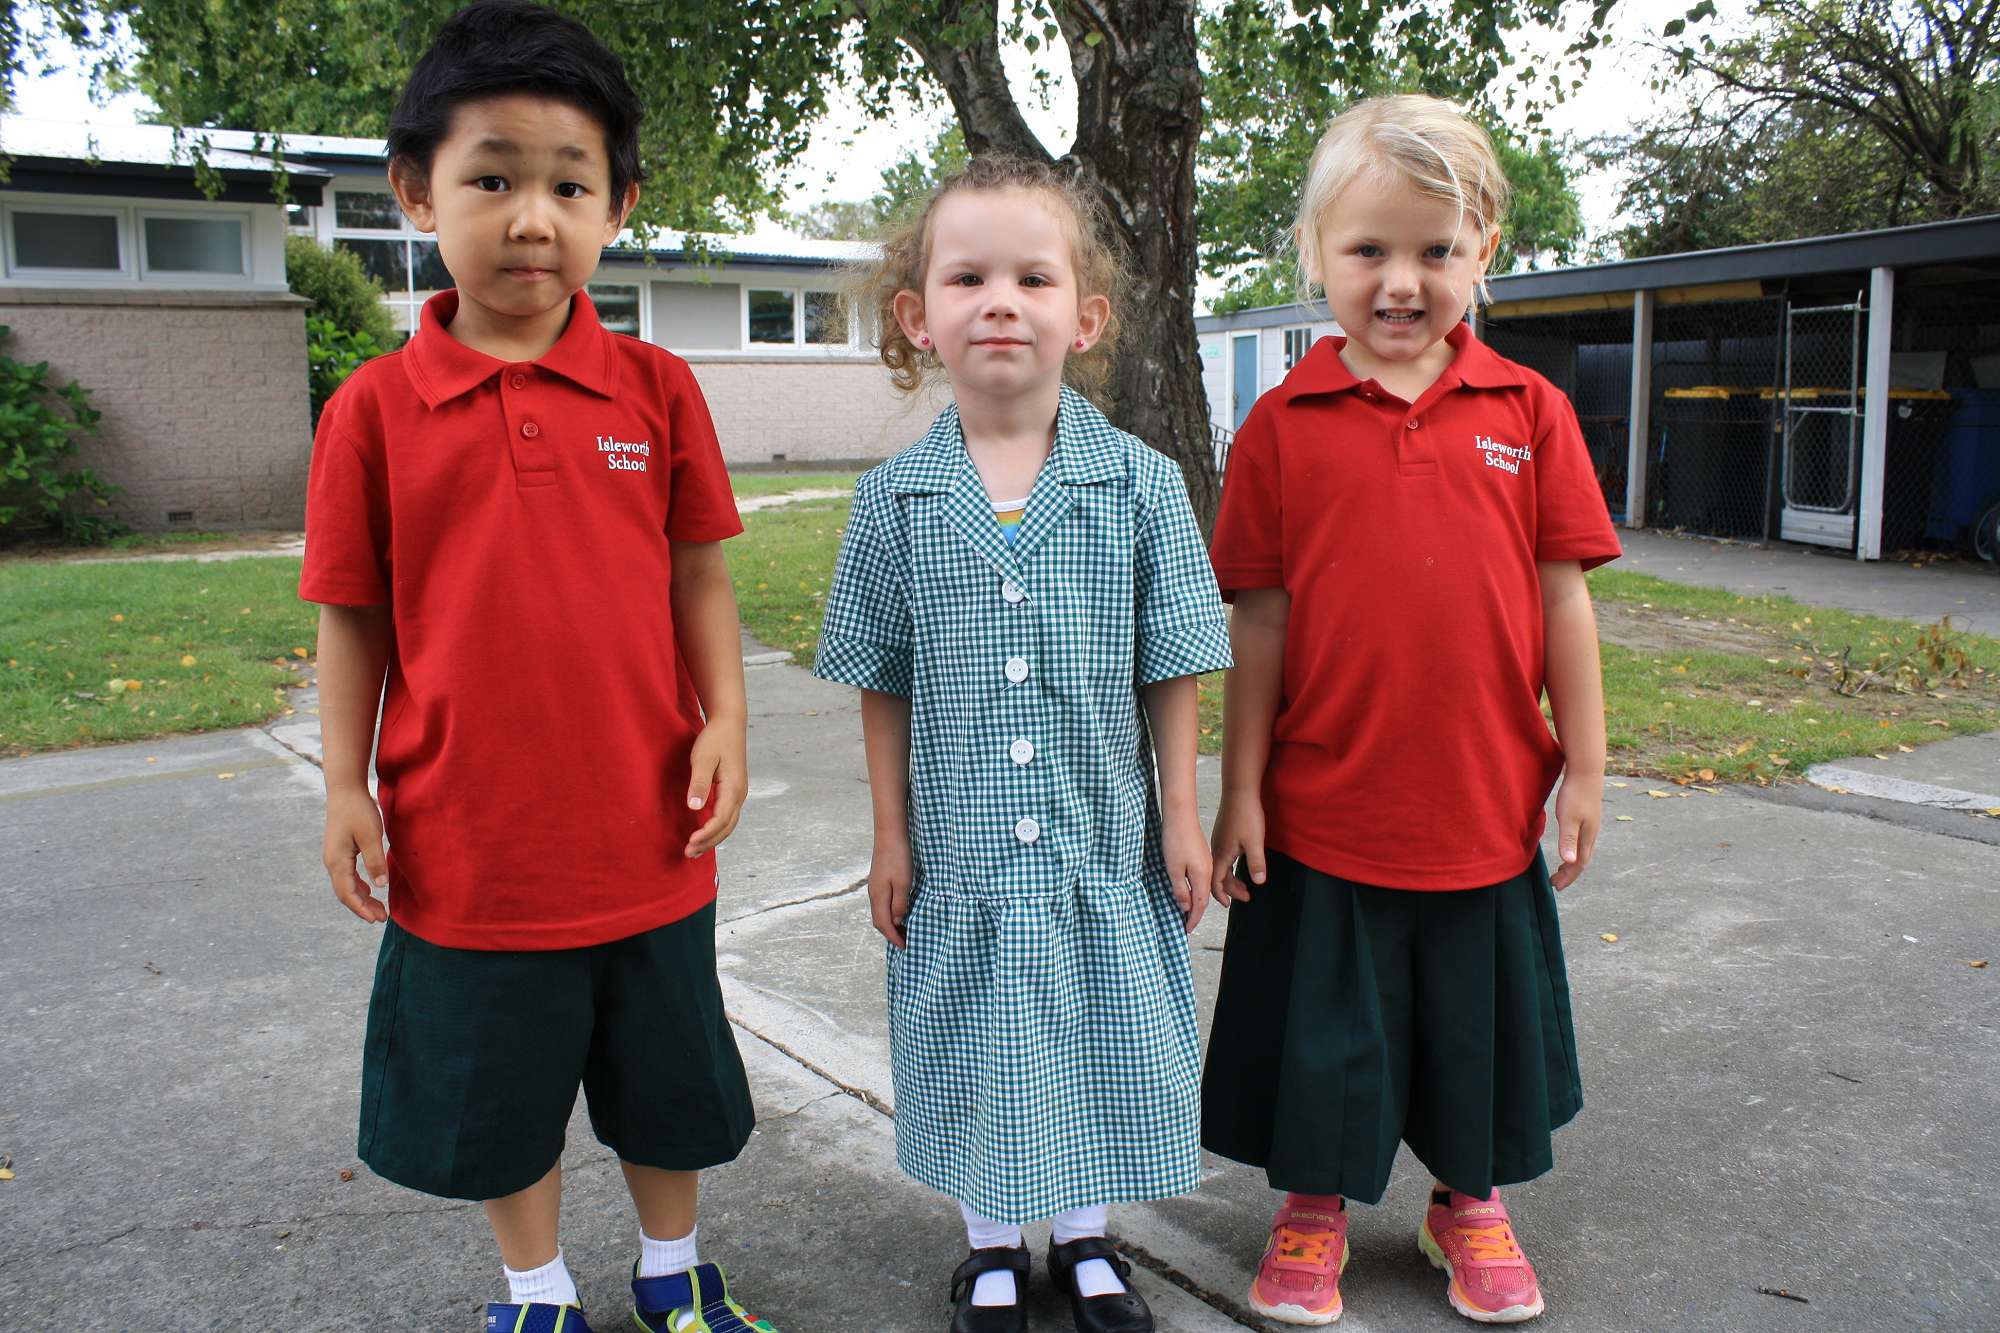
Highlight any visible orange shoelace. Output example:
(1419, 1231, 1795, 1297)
(1458, 1223, 1524, 1264)
(1271, 1224, 1335, 1270)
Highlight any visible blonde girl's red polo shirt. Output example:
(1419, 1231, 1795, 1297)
(1210, 325, 1622, 890)
(300, 289, 744, 949)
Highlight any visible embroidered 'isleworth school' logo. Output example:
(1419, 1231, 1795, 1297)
(1474, 433, 1532, 476)
(597, 434, 651, 473)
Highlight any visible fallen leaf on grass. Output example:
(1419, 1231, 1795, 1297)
(217, 772, 236, 780)
(1896, 744, 1915, 753)
(1614, 815, 1634, 822)
(1646, 789, 1672, 799)
(1926, 720, 1950, 729)
(1600, 932, 1620, 942)
(1698, 768, 1716, 782)
(292, 647, 309, 659)
(1608, 780, 1629, 789)
(109, 613, 124, 622)
(180, 655, 196, 667)
(0, 1167, 12, 1182)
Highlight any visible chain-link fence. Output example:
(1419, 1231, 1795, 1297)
(1648, 297, 1787, 541)
(1883, 276, 2000, 557)
(1481, 307, 1632, 520)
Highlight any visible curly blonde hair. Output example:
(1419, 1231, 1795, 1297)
(852, 155, 1128, 397)
(1294, 94, 1512, 309)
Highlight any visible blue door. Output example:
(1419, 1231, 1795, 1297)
(1232, 333, 1259, 430)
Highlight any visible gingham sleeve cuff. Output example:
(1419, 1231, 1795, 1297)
(1136, 618, 1233, 686)
(813, 633, 914, 697)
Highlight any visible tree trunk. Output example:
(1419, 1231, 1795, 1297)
(904, 0, 1220, 528)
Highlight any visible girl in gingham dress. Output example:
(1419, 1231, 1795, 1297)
(813, 157, 1231, 1333)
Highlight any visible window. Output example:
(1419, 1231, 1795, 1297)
(7, 207, 125, 273)
(747, 288, 795, 344)
(803, 290, 845, 345)
(141, 215, 245, 275)
(589, 282, 642, 337)
(330, 188, 444, 336)
(334, 189, 405, 230)
(1283, 326, 1311, 369)
(285, 203, 316, 233)
(746, 287, 849, 349)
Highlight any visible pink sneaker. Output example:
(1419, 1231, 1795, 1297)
(1418, 1190, 1545, 1323)
(1248, 1199, 1350, 1325)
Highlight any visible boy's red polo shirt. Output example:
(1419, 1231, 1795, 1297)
(300, 289, 743, 949)
(1211, 325, 1621, 890)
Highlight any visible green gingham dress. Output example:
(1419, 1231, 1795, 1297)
(813, 388, 1233, 1223)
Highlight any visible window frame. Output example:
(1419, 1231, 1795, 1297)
(586, 279, 648, 342)
(738, 284, 854, 352)
(1283, 326, 1311, 370)
(3, 202, 132, 280)
(136, 208, 252, 280)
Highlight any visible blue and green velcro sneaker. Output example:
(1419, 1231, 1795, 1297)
(484, 1302, 592, 1332)
(631, 1262, 779, 1332)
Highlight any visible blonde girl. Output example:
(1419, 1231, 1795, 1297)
(1201, 95, 1621, 1326)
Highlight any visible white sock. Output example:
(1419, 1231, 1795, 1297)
(639, 1223, 699, 1279)
(504, 1249, 579, 1306)
(1052, 1206, 1126, 1298)
(959, 1200, 1023, 1307)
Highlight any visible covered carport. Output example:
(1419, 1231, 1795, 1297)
(1479, 215, 2000, 561)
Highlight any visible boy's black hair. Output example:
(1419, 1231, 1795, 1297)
(387, 0, 645, 206)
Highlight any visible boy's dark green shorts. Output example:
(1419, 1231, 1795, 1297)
(1201, 849, 1581, 1206)
(357, 902, 754, 1202)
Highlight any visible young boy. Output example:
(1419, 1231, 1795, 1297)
(302, 4, 777, 1329)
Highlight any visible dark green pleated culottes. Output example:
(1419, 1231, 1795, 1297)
(1200, 849, 1581, 1205)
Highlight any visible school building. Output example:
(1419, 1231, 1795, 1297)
(0, 117, 923, 534)
(1196, 216, 2000, 562)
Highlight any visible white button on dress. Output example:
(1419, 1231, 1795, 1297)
(1009, 738, 1035, 765)
(1013, 816, 1041, 844)
(1002, 580, 1026, 604)
(1004, 656, 1030, 684)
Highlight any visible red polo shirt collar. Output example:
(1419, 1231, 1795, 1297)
(403, 288, 621, 408)
(1276, 321, 1526, 402)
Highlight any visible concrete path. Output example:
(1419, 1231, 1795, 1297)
(1618, 530, 2000, 634)
(4, 625, 1997, 1330)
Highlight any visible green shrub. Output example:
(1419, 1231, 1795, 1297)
(305, 315, 387, 420)
(0, 325, 124, 545)
(286, 236, 396, 420)
(285, 235, 397, 346)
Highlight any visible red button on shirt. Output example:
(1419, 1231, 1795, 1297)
(1210, 324, 1621, 889)
(300, 289, 744, 948)
(521, 420, 540, 438)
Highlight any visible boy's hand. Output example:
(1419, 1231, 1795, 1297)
(1550, 772, 1602, 890)
(868, 832, 913, 948)
(684, 717, 747, 859)
(323, 784, 388, 924)
(1163, 810, 1210, 932)
(1209, 790, 1268, 905)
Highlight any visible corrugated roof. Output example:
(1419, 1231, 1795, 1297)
(0, 116, 333, 177)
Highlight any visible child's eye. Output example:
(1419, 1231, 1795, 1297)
(949, 273, 982, 287)
(1020, 274, 1050, 288)
(474, 176, 508, 193)
(1355, 244, 1381, 258)
(1425, 244, 1453, 260)
(554, 182, 586, 199)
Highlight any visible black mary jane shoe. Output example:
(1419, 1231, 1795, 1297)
(949, 1244, 1030, 1333)
(1047, 1235, 1154, 1333)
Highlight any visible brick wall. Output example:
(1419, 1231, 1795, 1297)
(0, 288, 311, 532)
(685, 358, 949, 466)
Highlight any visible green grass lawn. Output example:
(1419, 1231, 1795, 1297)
(0, 556, 317, 755)
(729, 471, 860, 501)
(7, 512, 1994, 785)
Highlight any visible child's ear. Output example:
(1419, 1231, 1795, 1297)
(604, 182, 640, 244)
(892, 288, 928, 352)
(1074, 292, 1110, 351)
(388, 155, 437, 234)
(1476, 224, 1503, 274)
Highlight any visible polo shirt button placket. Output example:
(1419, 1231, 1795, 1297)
(509, 372, 528, 390)
(521, 420, 540, 438)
